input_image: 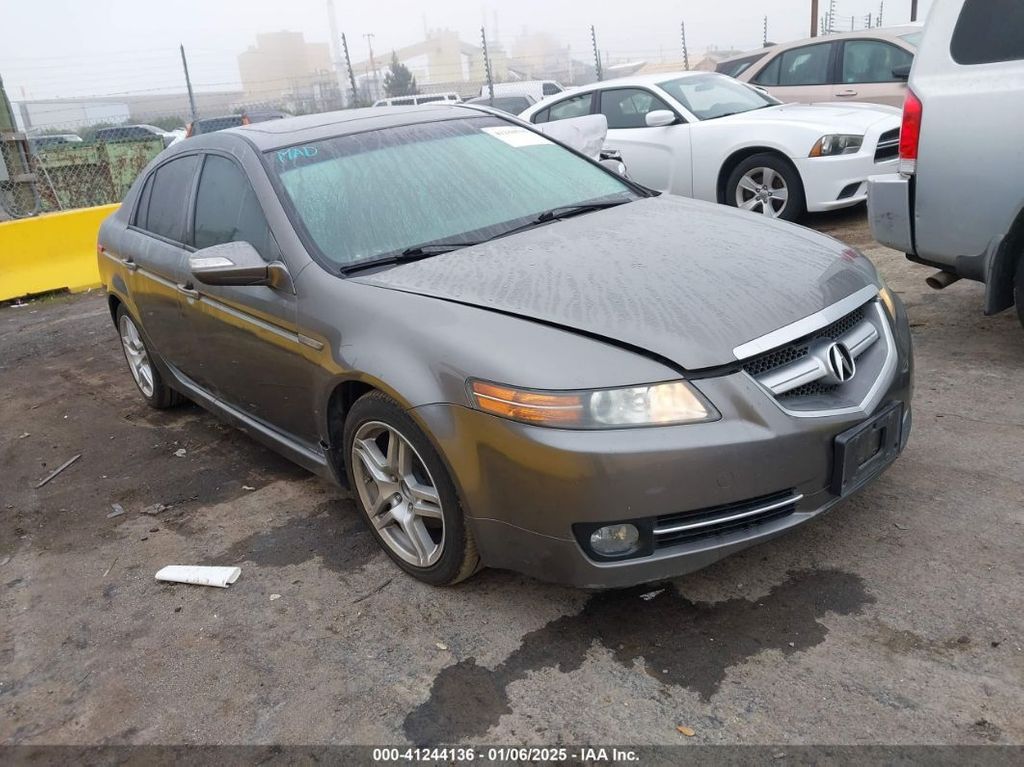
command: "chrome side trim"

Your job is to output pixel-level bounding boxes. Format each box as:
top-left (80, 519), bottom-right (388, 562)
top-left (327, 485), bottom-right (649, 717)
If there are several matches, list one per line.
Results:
top-left (654, 494), bottom-right (804, 535)
top-left (732, 284), bottom-right (879, 360)
top-left (298, 334), bottom-right (325, 351)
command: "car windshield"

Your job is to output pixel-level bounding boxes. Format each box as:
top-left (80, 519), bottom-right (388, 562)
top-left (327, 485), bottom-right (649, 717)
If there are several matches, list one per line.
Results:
top-left (267, 116), bottom-right (637, 269)
top-left (658, 73), bottom-right (778, 120)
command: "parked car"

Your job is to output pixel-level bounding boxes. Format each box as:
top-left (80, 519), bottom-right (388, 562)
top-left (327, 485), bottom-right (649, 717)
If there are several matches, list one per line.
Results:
top-left (95, 124), bottom-right (175, 148)
top-left (479, 80), bottom-right (565, 102)
top-left (98, 105), bottom-right (913, 587)
top-left (519, 71), bottom-right (901, 221)
top-left (465, 94), bottom-right (537, 114)
top-left (27, 133), bottom-right (82, 152)
top-left (372, 92), bottom-right (461, 107)
top-left (868, 0), bottom-right (1024, 327)
top-left (185, 110), bottom-right (290, 138)
top-left (719, 26), bottom-right (922, 108)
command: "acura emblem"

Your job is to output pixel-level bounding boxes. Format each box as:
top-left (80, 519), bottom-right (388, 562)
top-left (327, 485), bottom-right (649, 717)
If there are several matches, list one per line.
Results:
top-left (825, 342), bottom-right (856, 384)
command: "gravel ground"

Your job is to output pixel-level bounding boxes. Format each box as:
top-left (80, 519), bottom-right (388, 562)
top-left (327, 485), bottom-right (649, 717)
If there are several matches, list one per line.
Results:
top-left (1, 207), bottom-right (1022, 746)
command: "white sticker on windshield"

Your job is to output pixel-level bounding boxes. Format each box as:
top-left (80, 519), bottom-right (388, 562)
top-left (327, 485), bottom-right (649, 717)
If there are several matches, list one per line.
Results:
top-left (481, 125), bottom-right (552, 148)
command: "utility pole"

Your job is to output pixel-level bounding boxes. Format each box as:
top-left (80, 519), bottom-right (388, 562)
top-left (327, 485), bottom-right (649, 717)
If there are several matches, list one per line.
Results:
top-left (910, 0), bottom-right (918, 21)
top-left (878, 0), bottom-right (884, 26)
top-left (590, 25), bottom-right (602, 81)
top-left (480, 26), bottom-right (494, 101)
top-left (865, 13), bottom-right (873, 28)
top-left (763, 15), bottom-right (768, 46)
top-left (811, 0), bottom-right (819, 36)
top-left (363, 33), bottom-right (379, 100)
top-left (851, 15), bottom-right (855, 30)
top-left (680, 21), bottom-right (689, 71)
top-left (341, 33), bottom-right (358, 107)
top-left (180, 44), bottom-right (197, 122)
top-left (828, 0), bottom-right (837, 32)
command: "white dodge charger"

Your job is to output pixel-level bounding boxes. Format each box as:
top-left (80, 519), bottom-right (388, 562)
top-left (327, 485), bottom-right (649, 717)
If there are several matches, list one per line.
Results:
top-left (519, 72), bottom-right (901, 221)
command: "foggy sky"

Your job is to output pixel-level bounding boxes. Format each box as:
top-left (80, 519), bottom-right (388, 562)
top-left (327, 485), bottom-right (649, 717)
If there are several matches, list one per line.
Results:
top-left (1, 0), bottom-right (934, 100)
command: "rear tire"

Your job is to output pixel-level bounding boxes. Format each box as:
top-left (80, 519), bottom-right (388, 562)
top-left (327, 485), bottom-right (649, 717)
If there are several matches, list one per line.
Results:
top-left (726, 153), bottom-right (806, 222)
top-left (343, 390), bottom-right (480, 586)
top-left (115, 305), bottom-right (183, 409)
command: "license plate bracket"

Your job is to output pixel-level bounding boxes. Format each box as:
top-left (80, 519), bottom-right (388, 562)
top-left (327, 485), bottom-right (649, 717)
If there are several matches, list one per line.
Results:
top-left (831, 402), bottom-right (903, 496)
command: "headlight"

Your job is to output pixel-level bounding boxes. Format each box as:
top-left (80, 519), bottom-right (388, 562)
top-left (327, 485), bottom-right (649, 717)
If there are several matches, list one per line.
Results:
top-left (878, 281), bottom-right (898, 320)
top-left (810, 134), bottom-right (863, 157)
top-left (469, 380), bottom-right (717, 429)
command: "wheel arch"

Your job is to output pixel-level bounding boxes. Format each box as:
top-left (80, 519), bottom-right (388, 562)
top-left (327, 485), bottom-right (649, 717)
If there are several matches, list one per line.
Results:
top-left (716, 146), bottom-right (801, 205)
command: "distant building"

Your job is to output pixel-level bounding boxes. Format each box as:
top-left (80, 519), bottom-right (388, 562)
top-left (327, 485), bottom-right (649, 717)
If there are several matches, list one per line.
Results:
top-left (12, 99), bottom-right (130, 132)
top-left (349, 28), bottom-right (509, 102)
top-left (238, 31), bottom-right (337, 110)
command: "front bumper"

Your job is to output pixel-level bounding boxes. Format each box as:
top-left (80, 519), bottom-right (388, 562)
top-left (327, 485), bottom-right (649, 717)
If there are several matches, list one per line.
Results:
top-left (867, 173), bottom-right (914, 254)
top-left (412, 301), bottom-right (915, 588)
top-left (794, 153), bottom-right (899, 213)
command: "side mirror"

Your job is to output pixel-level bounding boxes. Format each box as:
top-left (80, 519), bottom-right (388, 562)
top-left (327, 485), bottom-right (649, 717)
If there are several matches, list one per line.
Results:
top-left (751, 85), bottom-right (771, 96)
top-left (189, 241), bottom-right (292, 291)
top-left (644, 109), bottom-right (677, 128)
top-left (892, 64), bottom-right (911, 81)
top-left (599, 149), bottom-right (628, 177)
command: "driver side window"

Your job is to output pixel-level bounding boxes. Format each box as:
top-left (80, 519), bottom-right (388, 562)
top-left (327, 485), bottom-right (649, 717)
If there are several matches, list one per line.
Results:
top-left (599, 88), bottom-right (673, 129)
top-left (193, 155), bottom-right (275, 260)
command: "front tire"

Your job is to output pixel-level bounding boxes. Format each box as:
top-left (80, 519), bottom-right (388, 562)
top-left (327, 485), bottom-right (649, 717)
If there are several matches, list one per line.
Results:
top-left (115, 305), bottom-right (182, 409)
top-left (343, 391), bottom-right (480, 585)
top-left (726, 153), bottom-right (806, 222)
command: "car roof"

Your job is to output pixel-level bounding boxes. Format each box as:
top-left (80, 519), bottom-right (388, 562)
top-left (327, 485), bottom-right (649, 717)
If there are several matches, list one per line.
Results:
top-left (717, 25), bottom-right (924, 63)
top-left (216, 105), bottom-right (485, 151)
top-left (535, 70), bottom-right (722, 96)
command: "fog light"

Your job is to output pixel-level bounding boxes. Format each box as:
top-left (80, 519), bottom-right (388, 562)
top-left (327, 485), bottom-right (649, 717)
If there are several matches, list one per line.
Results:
top-left (590, 524), bottom-right (640, 556)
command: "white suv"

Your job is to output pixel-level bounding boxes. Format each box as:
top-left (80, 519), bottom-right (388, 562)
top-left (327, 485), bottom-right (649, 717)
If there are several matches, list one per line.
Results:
top-left (867, 0), bottom-right (1024, 327)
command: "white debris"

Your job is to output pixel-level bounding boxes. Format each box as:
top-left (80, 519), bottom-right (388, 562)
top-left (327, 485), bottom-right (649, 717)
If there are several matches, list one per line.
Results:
top-left (155, 565), bottom-right (241, 588)
top-left (640, 589), bottom-right (665, 601)
top-left (174, 448), bottom-right (187, 458)
top-left (269, 593), bottom-right (282, 601)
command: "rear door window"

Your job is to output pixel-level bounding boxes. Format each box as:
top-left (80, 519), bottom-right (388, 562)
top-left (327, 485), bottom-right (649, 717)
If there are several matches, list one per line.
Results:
top-left (757, 42), bottom-right (834, 86)
top-left (951, 0), bottom-right (1024, 65)
top-left (542, 82), bottom-right (562, 95)
top-left (193, 155), bottom-right (274, 258)
top-left (717, 53), bottom-right (767, 78)
top-left (136, 155), bottom-right (200, 243)
top-left (532, 92), bottom-right (593, 124)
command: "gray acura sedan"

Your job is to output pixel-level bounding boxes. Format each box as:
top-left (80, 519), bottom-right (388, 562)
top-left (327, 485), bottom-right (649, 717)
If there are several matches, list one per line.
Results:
top-left (98, 105), bottom-right (913, 587)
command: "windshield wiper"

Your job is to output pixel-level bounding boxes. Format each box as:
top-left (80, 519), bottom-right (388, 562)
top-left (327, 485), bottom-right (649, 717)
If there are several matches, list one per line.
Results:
top-left (340, 242), bottom-right (479, 275)
top-left (339, 200), bottom-right (630, 276)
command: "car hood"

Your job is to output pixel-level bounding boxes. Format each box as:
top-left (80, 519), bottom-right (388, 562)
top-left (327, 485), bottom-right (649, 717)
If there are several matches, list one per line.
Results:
top-left (724, 102), bottom-right (901, 132)
top-left (352, 196), bottom-right (879, 371)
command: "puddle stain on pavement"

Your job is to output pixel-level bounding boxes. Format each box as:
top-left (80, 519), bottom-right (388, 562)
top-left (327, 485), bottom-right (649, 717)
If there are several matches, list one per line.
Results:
top-left (404, 568), bottom-right (874, 743)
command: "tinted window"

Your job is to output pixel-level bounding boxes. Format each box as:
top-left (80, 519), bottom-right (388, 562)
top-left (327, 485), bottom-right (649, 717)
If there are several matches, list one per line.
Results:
top-left (951, 0), bottom-right (1024, 65)
top-left (599, 88), bottom-right (673, 129)
top-left (542, 82), bottom-right (562, 95)
top-left (717, 53), bottom-right (767, 78)
top-left (192, 116), bottom-right (243, 135)
top-left (534, 92), bottom-right (593, 124)
top-left (133, 173), bottom-right (155, 227)
top-left (417, 95), bottom-right (445, 104)
top-left (194, 155), bottom-right (274, 258)
top-left (532, 107), bottom-right (550, 123)
top-left (137, 155), bottom-right (199, 242)
top-left (841, 40), bottom-right (913, 83)
top-left (758, 43), bottom-right (833, 86)
top-left (269, 117), bottom-right (634, 268)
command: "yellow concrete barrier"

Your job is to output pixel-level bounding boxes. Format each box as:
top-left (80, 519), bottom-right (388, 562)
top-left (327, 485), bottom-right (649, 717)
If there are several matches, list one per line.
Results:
top-left (0, 204), bottom-right (119, 302)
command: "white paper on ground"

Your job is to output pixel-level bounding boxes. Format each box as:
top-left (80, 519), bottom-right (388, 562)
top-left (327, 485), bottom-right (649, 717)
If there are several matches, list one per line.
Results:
top-left (155, 565), bottom-right (241, 588)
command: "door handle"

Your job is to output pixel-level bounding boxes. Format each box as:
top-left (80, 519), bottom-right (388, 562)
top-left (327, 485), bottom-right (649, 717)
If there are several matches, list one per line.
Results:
top-left (836, 89), bottom-right (858, 97)
top-left (177, 283), bottom-right (199, 300)
top-left (123, 257), bottom-right (138, 272)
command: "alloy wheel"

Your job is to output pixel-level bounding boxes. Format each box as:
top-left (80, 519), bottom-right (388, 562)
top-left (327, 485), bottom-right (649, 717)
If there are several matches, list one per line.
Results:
top-left (350, 420), bottom-right (445, 568)
top-left (118, 314), bottom-right (155, 397)
top-left (735, 166), bottom-right (789, 218)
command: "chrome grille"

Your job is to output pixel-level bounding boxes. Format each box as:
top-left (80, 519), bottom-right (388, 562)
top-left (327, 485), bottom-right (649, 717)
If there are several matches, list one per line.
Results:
top-left (875, 128), bottom-right (900, 162)
top-left (742, 305), bottom-right (865, 380)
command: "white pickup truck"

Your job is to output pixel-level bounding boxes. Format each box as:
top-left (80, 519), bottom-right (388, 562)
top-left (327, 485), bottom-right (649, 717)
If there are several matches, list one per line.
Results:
top-left (867, 0), bottom-right (1024, 328)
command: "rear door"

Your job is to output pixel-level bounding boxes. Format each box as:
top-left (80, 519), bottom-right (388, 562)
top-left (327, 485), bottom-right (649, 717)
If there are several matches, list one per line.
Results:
top-left (752, 41), bottom-right (836, 103)
top-left (180, 152), bottom-right (318, 444)
top-left (832, 39), bottom-right (913, 107)
top-left (124, 153), bottom-right (201, 367)
top-left (598, 87), bottom-right (690, 195)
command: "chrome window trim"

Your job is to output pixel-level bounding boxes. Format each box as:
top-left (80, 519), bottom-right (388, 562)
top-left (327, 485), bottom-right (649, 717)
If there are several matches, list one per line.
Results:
top-left (732, 284), bottom-right (879, 360)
